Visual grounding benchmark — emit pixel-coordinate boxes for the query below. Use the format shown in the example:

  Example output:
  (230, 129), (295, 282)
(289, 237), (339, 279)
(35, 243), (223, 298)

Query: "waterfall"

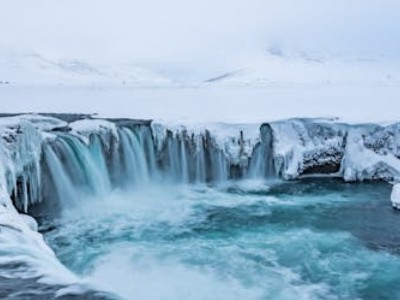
(1, 119), (276, 212)
(43, 145), (78, 207)
(53, 134), (111, 195)
(119, 128), (151, 184)
(248, 124), (275, 178)
(194, 135), (206, 183)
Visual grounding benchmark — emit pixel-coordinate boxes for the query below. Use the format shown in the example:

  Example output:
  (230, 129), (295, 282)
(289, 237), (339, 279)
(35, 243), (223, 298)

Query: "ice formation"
(391, 184), (400, 210)
(270, 118), (400, 182)
(0, 115), (80, 289)
(2, 114), (400, 212)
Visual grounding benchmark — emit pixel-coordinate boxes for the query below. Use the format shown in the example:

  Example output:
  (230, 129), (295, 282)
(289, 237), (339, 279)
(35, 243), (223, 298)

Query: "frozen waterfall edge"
(2, 115), (400, 213)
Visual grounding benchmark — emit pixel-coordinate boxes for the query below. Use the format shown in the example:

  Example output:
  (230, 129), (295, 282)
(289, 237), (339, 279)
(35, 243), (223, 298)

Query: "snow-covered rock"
(341, 125), (400, 181)
(268, 118), (400, 182)
(270, 118), (347, 179)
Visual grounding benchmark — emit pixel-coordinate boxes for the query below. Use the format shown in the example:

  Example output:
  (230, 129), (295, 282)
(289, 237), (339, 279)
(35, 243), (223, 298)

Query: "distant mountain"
(0, 50), (172, 87)
(205, 49), (400, 87)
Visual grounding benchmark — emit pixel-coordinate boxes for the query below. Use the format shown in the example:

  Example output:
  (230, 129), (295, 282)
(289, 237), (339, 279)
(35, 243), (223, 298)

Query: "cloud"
(0, 0), (399, 77)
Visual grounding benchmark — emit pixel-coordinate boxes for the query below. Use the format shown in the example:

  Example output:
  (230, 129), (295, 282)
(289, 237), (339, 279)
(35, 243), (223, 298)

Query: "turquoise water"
(41, 179), (400, 300)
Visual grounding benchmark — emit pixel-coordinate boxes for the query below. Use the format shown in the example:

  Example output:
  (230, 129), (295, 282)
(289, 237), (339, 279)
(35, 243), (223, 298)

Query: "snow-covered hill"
(0, 50), (172, 87)
(2, 48), (399, 88)
(205, 49), (400, 87)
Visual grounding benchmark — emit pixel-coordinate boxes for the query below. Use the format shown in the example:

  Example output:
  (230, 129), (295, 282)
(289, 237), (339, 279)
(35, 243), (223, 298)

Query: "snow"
(205, 51), (400, 87)
(0, 114), (67, 135)
(341, 127), (400, 181)
(0, 204), (80, 286)
(1, 86), (400, 124)
(0, 50), (172, 87)
(69, 119), (119, 144)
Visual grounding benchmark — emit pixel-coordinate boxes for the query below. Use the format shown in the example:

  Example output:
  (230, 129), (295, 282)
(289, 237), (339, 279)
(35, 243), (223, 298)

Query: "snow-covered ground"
(1, 85), (400, 124)
(1, 48), (399, 125)
(2, 49), (399, 88)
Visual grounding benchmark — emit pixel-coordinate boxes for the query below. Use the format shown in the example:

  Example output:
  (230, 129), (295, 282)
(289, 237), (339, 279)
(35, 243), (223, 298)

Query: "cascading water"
(39, 123), (273, 209)
(118, 127), (152, 184)
(30, 124), (273, 216)
(248, 124), (275, 178)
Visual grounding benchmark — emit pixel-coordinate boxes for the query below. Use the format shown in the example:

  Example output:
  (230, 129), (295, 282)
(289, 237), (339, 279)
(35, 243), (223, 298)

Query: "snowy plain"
(1, 85), (400, 124)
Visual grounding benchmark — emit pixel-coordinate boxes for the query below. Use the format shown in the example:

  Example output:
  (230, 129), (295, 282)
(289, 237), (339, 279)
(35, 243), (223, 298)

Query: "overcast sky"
(0, 0), (399, 77)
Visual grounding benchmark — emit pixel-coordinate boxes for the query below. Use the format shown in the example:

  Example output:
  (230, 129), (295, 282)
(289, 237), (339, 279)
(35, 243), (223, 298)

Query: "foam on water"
(40, 179), (400, 300)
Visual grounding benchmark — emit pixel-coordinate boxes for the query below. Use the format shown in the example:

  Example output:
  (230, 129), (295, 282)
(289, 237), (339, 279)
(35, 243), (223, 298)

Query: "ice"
(391, 184), (400, 210)
(1, 113), (400, 210)
(152, 121), (261, 166)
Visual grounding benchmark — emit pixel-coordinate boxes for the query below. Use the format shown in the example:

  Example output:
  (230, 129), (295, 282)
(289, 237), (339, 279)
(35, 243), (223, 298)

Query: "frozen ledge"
(2, 114), (400, 186)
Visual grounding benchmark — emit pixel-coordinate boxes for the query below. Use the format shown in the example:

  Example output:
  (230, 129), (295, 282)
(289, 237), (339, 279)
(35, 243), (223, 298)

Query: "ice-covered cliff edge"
(2, 114), (400, 213)
(0, 115), (81, 293)
(270, 119), (400, 182)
